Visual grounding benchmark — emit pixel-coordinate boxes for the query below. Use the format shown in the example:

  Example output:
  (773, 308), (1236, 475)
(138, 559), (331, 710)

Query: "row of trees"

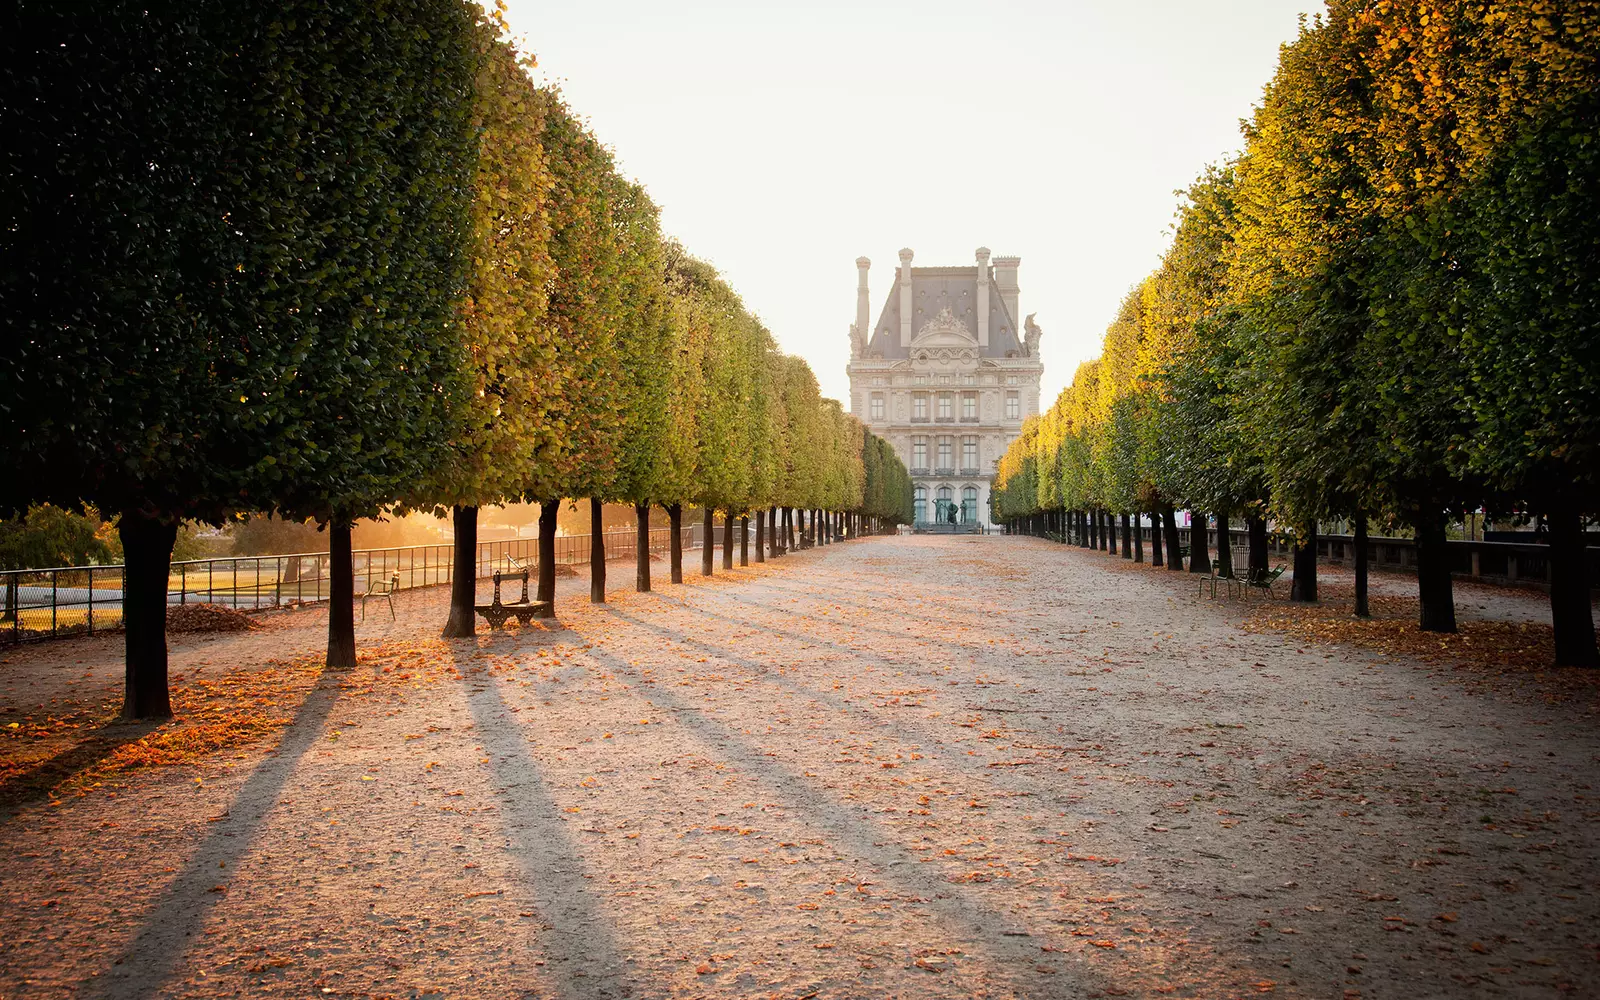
(994, 1), (1598, 667)
(3, 2), (909, 717)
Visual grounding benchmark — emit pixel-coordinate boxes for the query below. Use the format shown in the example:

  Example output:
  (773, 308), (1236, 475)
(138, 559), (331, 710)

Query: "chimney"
(898, 247), (915, 346)
(974, 247), (991, 347)
(855, 256), (871, 348)
(993, 256), (1020, 333)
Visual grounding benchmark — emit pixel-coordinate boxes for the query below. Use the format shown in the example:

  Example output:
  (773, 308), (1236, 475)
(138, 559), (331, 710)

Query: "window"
(937, 375), (952, 385)
(961, 486), (978, 523)
(962, 437), (977, 470)
(869, 393), (885, 421)
(912, 393), (928, 421)
(935, 485), (954, 523)
(961, 392), (977, 420)
(872, 376), (887, 387)
(912, 437), (927, 470)
(962, 374), (976, 386)
(913, 485), (927, 522)
(1005, 391), (1020, 420)
(914, 375), (928, 385)
(936, 393), (953, 420)
(1006, 375), (1019, 386)
(936, 437), (952, 469)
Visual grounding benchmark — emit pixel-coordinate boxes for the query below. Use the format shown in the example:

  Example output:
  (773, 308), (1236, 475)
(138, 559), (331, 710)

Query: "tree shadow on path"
(572, 615), (1090, 997)
(446, 639), (636, 999)
(586, 602), (1261, 997)
(86, 666), (344, 999)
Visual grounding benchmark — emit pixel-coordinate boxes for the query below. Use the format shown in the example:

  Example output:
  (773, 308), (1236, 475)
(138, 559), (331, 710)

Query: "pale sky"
(502, 0), (1323, 409)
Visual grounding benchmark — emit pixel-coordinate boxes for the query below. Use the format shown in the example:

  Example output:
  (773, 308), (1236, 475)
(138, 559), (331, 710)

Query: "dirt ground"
(1, 535), (1596, 1000)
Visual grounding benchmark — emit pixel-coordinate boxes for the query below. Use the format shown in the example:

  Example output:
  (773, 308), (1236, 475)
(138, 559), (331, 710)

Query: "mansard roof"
(864, 266), (1023, 360)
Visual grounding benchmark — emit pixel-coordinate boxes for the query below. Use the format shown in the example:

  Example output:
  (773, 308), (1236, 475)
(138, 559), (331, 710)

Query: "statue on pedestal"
(1024, 313), (1042, 358)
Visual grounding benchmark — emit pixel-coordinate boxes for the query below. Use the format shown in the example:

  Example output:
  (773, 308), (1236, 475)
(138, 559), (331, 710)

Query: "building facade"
(846, 247), (1043, 528)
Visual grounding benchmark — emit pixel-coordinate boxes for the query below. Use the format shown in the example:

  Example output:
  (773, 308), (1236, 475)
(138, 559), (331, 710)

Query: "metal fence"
(0, 525), (697, 644)
(1123, 526), (1599, 591)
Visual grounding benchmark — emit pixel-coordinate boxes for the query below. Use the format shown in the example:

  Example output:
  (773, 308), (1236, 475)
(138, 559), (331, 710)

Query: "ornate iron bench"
(474, 569), (548, 628)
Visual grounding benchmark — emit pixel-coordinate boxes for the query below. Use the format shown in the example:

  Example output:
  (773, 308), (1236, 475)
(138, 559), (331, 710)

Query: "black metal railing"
(0, 524), (697, 644)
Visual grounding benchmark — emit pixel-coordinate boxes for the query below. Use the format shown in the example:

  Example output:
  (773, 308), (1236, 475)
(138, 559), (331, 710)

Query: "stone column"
(975, 246), (991, 348)
(855, 256), (871, 346)
(898, 247), (914, 347)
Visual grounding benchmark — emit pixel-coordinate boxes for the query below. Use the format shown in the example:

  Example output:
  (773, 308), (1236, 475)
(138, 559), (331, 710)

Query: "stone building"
(846, 247), (1043, 528)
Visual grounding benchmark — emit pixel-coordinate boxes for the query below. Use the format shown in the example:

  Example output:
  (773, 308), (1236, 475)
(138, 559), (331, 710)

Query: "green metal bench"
(1239, 564), (1286, 600)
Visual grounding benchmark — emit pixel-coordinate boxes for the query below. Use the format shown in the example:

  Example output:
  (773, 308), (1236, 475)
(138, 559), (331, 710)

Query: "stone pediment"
(910, 306), (974, 349)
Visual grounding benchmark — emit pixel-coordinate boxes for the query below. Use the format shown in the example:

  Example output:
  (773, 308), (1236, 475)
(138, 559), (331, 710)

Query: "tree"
(2, 0), (480, 711)
(416, 15), (557, 637)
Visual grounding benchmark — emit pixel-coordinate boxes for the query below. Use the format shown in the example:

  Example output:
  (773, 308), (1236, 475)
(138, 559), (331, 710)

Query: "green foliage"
(996, 0), (1600, 545)
(0, 505), (121, 569)
(420, 15), (558, 511)
(3, 0), (481, 528)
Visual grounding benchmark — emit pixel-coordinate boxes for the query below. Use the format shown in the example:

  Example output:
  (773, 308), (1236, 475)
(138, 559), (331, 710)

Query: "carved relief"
(914, 305), (972, 342)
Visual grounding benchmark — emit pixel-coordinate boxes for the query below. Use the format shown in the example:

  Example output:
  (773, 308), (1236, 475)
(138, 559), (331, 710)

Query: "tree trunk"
(1289, 522), (1318, 603)
(1547, 505), (1597, 667)
(740, 516), (749, 565)
(118, 510), (177, 718)
(1120, 514), (1133, 560)
(1247, 512), (1268, 581)
(1149, 511), (1164, 567)
(442, 504), (478, 637)
(1162, 505), (1184, 571)
(1353, 511), (1369, 618)
(668, 503), (684, 582)
(327, 519), (357, 667)
(1108, 511), (1118, 555)
(722, 514), (734, 570)
(1215, 510), (1232, 578)
(785, 508), (794, 551)
(635, 504), (651, 592)
(1413, 509), (1455, 632)
(1188, 510), (1211, 573)
(702, 508), (715, 576)
(1132, 514), (1143, 563)
(755, 510), (766, 563)
(1088, 510), (1098, 549)
(590, 497), (607, 603)
(536, 500), (558, 615)
(1080, 510), (1089, 548)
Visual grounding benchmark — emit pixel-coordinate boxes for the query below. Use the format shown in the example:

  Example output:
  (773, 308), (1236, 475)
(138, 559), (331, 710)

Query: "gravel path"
(1, 535), (1595, 999)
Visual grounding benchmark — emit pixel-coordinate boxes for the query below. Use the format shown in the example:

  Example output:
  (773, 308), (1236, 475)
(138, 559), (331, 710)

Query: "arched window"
(961, 486), (978, 523)
(935, 485), (954, 524)
(913, 485), (927, 523)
